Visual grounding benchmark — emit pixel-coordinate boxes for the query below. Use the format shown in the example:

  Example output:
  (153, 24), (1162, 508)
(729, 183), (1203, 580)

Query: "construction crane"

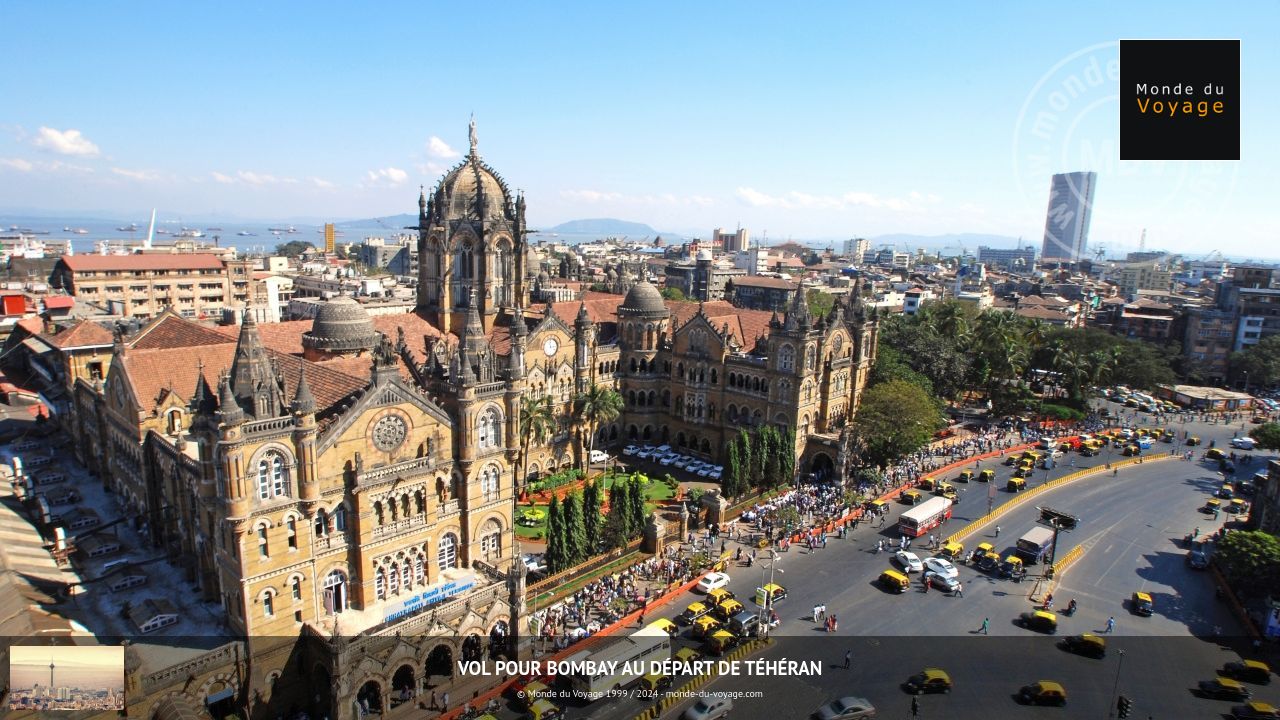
(1093, 245), (1107, 262)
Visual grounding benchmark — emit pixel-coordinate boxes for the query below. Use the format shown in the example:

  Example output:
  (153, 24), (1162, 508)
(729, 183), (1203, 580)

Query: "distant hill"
(545, 218), (659, 236)
(336, 214), (416, 229)
(871, 233), (1026, 251)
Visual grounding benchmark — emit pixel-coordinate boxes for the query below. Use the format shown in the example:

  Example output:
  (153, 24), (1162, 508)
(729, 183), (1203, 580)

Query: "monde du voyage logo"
(1120, 39), (1240, 160)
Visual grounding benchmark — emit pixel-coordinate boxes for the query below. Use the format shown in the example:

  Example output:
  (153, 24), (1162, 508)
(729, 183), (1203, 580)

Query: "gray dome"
(621, 280), (666, 313)
(303, 296), (378, 354)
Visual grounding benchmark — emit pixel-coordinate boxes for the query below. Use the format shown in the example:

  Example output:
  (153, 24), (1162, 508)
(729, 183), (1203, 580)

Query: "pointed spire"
(229, 309), (284, 419)
(291, 359), (316, 415)
(217, 374), (244, 427)
(191, 360), (216, 414)
(464, 287), (484, 339)
(511, 305), (528, 339)
(418, 185), (427, 216)
(576, 298), (590, 326)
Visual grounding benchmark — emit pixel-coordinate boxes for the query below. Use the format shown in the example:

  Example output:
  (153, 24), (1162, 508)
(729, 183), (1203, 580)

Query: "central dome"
(621, 280), (666, 313)
(303, 296), (378, 356)
(431, 151), (515, 224)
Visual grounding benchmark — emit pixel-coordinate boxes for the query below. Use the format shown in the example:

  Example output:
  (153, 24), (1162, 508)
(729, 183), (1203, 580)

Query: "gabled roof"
(668, 300), (773, 351)
(732, 276), (796, 290)
(129, 312), (236, 350)
(43, 320), (114, 349)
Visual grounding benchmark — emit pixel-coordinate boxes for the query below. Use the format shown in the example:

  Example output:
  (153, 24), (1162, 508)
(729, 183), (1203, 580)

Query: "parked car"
(589, 450), (609, 464)
(814, 696), (877, 720)
(622, 445), (639, 456)
(1199, 677), (1253, 701)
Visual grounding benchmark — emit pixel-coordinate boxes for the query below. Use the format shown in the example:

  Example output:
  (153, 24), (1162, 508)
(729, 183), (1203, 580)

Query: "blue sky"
(1, 2), (1276, 256)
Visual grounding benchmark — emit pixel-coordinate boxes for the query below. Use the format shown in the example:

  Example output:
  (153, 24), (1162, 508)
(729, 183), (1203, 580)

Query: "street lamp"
(757, 550), (782, 637)
(1108, 648), (1125, 719)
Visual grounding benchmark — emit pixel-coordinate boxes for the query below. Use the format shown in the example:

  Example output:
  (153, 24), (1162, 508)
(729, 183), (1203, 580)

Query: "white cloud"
(559, 189), (714, 208)
(111, 167), (161, 181)
(211, 171), (235, 184)
(33, 127), (100, 156)
(562, 189), (623, 203)
(237, 170), (296, 186)
(310, 177), (335, 189)
(735, 187), (914, 211)
(366, 167), (408, 185)
(417, 161), (448, 177)
(426, 136), (460, 159)
(0, 158), (33, 172)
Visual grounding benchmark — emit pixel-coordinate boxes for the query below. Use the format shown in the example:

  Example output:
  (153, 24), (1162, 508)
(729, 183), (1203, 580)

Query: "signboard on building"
(382, 577), (475, 623)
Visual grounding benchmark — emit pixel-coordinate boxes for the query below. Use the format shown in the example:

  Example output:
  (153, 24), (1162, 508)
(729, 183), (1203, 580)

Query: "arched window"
(323, 570), (347, 613)
(805, 345), (816, 370)
(414, 555), (425, 585)
(710, 369), (717, 385)
(375, 568), (387, 600)
(167, 409), (182, 434)
(314, 508), (329, 536)
(389, 564), (400, 595)
(458, 241), (474, 280)
(481, 465), (500, 501)
(438, 533), (459, 571)
(334, 504), (347, 531)
(262, 590), (275, 618)
(477, 407), (501, 450)
(256, 452), (290, 500)
(286, 516), (297, 549)
(778, 345), (795, 372)
(257, 524), (270, 558)
(480, 519), (502, 560)
(291, 576), (302, 600)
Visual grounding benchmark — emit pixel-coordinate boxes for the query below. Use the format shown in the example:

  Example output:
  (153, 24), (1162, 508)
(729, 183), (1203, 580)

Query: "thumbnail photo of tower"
(7, 645), (125, 712)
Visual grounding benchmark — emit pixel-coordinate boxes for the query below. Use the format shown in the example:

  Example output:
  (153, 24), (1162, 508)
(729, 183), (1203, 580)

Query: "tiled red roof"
(44, 320), (114, 349)
(668, 300), (773, 349)
(545, 292), (626, 325)
(43, 296), (75, 310)
(129, 313), (235, 350)
(60, 253), (225, 272)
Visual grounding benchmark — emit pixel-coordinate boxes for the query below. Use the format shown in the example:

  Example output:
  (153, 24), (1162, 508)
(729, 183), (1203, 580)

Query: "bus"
(897, 496), (953, 538)
(569, 624), (671, 701)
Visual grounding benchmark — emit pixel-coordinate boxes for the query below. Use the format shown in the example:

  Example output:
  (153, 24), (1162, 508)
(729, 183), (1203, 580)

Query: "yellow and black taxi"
(1187, 436), (1202, 446)
(756, 583), (788, 605)
(1004, 454), (1022, 467)
(936, 482), (958, 500)
(713, 598), (745, 622)
(518, 681), (550, 710)
(638, 671), (673, 694)
(706, 587), (735, 607)
(978, 469), (996, 482)
(918, 477), (938, 492)
(704, 628), (740, 655)
(939, 540), (964, 560)
(674, 647), (702, 666)
(1123, 444), (1141, 456)
(1204, 499), (1223, 514)
(1198, 676), (1252, 701)
(976, 549), (1001, 573)
(1230, 701), (1280, 720)
(1131, 591), (1154, 617)
(1223, 660), (1273, 685)
(525, 698), (565, 720)
(1018, 680), (1067, 706)
(903, 668), (952, 695)
(680, 601), (712, 623)
(1059, 633), (1106, 658)
(648, 618), (680, 636)
(1017, 610), (1058, 634)
(1007, 477), (1027, 491)
(879, 568), (910, 593)
(689, 614), (722, 639)
(1012, 466), (1033, 479)
(1206, 447), (1226, 460)
(901, 489), (923, 505)
(1230, 498), (1249, 514)
(1218, 484), (1236, 499)
(957, 469), (974, 483)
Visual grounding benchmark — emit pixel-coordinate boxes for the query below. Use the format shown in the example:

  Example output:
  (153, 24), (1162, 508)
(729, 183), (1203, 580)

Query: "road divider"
(630, 637), (773, 720)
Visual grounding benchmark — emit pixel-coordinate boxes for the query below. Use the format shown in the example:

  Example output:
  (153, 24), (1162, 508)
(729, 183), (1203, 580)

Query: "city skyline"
(9, 646), (125, 692)
(0, 2), (1275, 256)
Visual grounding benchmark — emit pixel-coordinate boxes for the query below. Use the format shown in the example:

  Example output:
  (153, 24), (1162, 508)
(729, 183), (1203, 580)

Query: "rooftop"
(59, 254), (225, 272)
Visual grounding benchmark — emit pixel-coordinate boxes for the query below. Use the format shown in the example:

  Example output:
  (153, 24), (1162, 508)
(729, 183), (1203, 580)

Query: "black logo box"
(1120, 39), (1239, 160)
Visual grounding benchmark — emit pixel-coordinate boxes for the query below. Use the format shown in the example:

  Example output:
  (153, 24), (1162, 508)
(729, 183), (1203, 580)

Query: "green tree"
(582, 481), (603, 555)
(762, 426), (782, 487)
(562, 490), (587, 566)
(660, 286), (686, 301)
(852, 379), (945, 469)
(517, 394), (556, 490)
(626, 474), (646, 538)
(274, 240), (315, 257)
(738, 429), (754, 494)
(1249, 422), (1280, 451)
(1230, 335), (1280, 388)
(604, 480), (630, 549)
(573, 384), (625, 471)
(1214, 530), (1280, 599)
(545, 495), (566, 573)
(779, 426), (796, 485)
(723, 439), (743, 500)
(806, 289), (835, 318)
(869, 345), (936, 396)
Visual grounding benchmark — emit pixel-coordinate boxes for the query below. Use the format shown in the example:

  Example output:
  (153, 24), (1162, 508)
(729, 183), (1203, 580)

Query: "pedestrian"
(843, 650), (851, 669)
(442, 692), (449, 712)
(955, 582), (963, 598)
(995, 525), (1001, 538)
(430, 691), (437, 710)
(1105, 616), (1115, 633)
(813, 605), (821, 623)
(911, 695), (920, 718)
(980, 617), (989, 634)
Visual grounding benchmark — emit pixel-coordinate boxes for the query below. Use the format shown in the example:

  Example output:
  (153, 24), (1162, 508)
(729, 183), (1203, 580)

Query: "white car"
(589, 450), (609, 464)
(656, 444), (672, 454)
(709, 467), (723, 480)
(815, 696), (877, 720)
(697, 465), (716, 478)
(1230, 437), (1256, 450)
(622, 445), (639, 456)
(686, 461), (706, 473)
(659, 454), (679, 466)
(673, 456), (691, 469)
(894, 551), (923, 573)
(683, 696), (733, 720)
(696, 572), (731, 593)
(636, 448), (654, 460)
(923, 557), (958, 579)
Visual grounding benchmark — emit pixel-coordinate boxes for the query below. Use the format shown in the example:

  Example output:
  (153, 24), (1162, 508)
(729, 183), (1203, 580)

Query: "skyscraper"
(1040, 171), (1096, 263)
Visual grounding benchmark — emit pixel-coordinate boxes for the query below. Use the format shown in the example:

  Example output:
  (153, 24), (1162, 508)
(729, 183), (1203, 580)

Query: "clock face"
(372, 415), (408, 451)
(543, 337), (559, 357)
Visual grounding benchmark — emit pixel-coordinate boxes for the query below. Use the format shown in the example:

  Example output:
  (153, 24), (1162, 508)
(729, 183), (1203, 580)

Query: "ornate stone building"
(9, 123), (876, 720)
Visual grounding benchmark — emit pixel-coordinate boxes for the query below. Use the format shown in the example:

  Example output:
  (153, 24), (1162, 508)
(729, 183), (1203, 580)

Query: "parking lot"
(618, 444), (724, 483)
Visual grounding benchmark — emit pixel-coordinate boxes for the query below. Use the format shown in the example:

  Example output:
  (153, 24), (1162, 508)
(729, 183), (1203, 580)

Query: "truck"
(1015, 526), (1055, 564)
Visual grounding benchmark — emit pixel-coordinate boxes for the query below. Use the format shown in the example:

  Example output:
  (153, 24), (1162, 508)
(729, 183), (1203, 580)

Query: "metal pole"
(1107, 648), (1125, 719)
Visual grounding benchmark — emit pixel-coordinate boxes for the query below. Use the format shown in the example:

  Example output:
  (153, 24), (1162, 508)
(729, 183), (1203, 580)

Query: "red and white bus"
(898, 496), (953, 538)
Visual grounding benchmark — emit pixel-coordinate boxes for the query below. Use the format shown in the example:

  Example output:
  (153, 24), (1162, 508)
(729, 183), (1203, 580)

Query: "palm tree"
(930, 300), (972, 344)
(517, 394), (555, 491)
(573, 384), (624, 474)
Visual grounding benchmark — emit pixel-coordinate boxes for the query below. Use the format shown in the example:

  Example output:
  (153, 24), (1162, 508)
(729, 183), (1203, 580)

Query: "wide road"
(491, 405), (1273, 720)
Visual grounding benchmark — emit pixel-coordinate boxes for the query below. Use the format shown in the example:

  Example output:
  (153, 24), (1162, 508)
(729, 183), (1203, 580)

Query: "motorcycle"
(1065, 600), (1078, 616)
